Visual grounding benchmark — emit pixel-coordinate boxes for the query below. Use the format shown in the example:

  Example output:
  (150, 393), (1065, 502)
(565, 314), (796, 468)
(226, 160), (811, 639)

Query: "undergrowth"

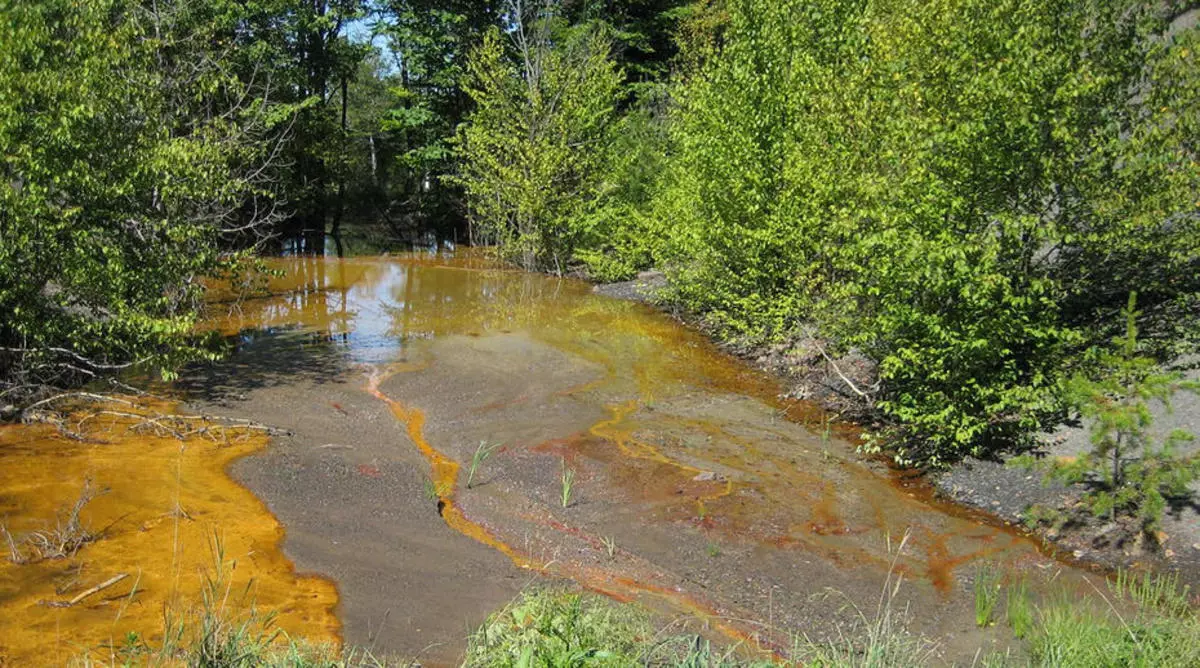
(70, 537), (1199, 667)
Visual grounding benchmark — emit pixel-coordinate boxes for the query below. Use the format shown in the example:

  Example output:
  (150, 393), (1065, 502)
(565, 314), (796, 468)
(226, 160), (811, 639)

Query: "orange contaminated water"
(0, 405), (340, 665)
(190, 251), (1092, 654)
(0, 250), (1098, 663)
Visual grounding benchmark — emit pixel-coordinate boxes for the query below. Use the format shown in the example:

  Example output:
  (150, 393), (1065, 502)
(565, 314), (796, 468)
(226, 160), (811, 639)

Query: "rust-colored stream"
(0, 251), (1093, 662)
(201, 253), (1088, 651)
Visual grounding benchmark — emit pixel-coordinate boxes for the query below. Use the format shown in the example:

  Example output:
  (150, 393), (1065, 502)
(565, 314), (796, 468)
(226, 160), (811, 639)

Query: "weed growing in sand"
(560, 459), (575, 508)
(466, 440), (502, 489)
(423, 478), (449, 502)
(706, 543), (721, 557)
(600, 535), (616, 559)
(4, 478), (101, 564)
(974, 563), (1002, 627)
(797, 529), (938, 666)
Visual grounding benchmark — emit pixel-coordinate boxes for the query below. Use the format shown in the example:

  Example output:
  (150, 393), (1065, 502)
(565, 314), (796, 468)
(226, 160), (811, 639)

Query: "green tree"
(1037, 294), (1200, 536)
(652, 0), (1200, 465)
(453, 4), (623, 272)
(0, 0), (300, 409)
(369, 0), (503, 236)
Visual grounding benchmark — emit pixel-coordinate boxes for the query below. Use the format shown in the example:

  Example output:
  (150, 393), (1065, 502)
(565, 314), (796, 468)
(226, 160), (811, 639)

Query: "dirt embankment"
(593, 272), (1200, 583)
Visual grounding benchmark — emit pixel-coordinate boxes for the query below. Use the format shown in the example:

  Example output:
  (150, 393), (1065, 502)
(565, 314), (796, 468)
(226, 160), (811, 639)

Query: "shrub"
(1029, 294), (1200, 537)
(453, 12), (623, 274)
(653, 0), (1200, 465)
(463, 589), (650, 667)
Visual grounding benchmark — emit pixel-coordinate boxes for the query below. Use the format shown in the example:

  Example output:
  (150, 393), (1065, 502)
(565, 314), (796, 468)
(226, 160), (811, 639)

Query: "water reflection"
(205, 254), (1052, 581)
(189, 252), (1114, 656)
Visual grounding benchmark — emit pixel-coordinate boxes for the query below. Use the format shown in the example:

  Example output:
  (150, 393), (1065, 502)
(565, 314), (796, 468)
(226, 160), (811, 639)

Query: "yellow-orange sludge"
(0, 404), (340, 665)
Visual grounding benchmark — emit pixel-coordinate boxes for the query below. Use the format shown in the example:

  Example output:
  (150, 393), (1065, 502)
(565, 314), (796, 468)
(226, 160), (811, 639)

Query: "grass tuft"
(974, 562), (1002, 628)
(796, 529), (938, 667)
(1110, 569), (1192, 618)
(560, 458), (575, 508)
(466, 440), (502, 489)
(1005, 576), (1034, 640)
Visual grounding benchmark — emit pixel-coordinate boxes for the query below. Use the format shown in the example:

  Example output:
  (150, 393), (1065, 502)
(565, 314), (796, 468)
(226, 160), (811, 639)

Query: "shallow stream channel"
(0, 251), (1108, 665)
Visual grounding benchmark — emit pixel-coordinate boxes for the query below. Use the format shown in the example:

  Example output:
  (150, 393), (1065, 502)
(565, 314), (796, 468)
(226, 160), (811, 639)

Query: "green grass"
(466, 440), (503, 489)
(1026, 592), (1200, 667)
(990, 569), (1200, 668)
(561, 458), (576, 508)
(974, 562), (1002, 628)
(72, 532), (1200, 668)
(794, 530), (938, 668)
(464, 589), (784, 667)
(463, 589), (650, 667)
(1005, 576), (1034, 640)
(1110, 569), (1192, 618)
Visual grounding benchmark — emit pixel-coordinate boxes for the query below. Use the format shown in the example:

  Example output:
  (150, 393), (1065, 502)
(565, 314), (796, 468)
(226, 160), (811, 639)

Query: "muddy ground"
(596, 274), (1200, 585)
(169, 256), (1119, 666)
(179, 335), (528, 666)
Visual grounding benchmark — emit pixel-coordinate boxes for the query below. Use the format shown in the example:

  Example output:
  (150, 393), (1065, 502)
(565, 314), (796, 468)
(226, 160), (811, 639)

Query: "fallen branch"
(18, 392), (289, 440)
(802, 326), (878, 407)
(43, 573), (129, 608)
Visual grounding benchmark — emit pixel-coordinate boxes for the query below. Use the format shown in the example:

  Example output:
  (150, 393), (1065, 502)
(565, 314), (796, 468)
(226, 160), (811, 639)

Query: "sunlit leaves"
(653, 0), (1200, 465)
(453, 17), (623, 272)
(0, 0), (297, 395)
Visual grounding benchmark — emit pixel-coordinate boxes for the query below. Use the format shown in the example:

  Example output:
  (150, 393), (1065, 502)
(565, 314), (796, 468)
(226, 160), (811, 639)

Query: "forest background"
(3, 0), (1200, 531)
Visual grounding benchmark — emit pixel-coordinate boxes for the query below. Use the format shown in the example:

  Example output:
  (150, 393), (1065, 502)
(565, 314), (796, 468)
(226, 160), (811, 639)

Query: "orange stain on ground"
(0, 406), (340, 665)
(365, 364), (786, 660)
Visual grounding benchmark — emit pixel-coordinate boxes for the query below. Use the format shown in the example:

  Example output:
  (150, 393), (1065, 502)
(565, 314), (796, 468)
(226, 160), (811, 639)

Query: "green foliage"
(0, 0), (300, 404)
(467, 439), (502, 489)
(1034, 294), (1200, 535)
(1025, 590), (1200, 668)
(463, 588), (650, 667)
(652, 0), (1200, 465)
(561, 458), (576, 508)
(563, 0), (695, 84)
(974, 563), (1002, 627)
(453, 13), (624, 273)
(1005, 576), (1034, 641)
(573, 102), (671, 282)
(1111, 569), (1193, 620)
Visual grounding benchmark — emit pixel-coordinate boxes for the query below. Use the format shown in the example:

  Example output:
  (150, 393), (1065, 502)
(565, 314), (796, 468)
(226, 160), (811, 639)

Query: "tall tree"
(453, 1), (623, 271)
(366, 0), (503, 238)
(0, 0), (303, 408)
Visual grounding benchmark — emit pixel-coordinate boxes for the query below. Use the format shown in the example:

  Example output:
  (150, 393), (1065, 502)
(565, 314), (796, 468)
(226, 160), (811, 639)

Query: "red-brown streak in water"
(774, 390), (1098, 581)
(477, 393), (531, 413)
(589, 401), (735, 519)
(920, 526), (1020, 592)
(663, 420), (1004, 593)
(526, 504), (790, 659)
(362, 364), (786, 661)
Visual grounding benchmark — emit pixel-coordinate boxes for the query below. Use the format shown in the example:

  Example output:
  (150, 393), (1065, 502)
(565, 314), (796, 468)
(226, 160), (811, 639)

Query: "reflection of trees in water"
(204, 256), (394, 337)
(381, 264), (580, 339)
(206, 255), (765, 401)
(378, 263), (756, 397)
